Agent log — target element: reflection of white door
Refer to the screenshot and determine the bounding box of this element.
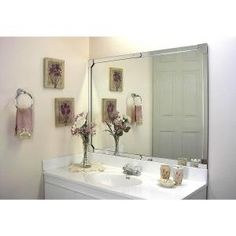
[153,50,203,159]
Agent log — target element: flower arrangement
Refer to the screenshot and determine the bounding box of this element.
[71,112,96,168]
[104,111,131,155]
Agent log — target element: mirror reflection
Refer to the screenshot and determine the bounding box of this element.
[90,44,208,163]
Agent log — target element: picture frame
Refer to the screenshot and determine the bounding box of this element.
[55,98,74,127]
[44,58,65,89]
[109,67,123,92]
[102,98,117,122]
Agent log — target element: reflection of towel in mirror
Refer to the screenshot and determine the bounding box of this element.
[15,107,33,138]
[132,105,142,125]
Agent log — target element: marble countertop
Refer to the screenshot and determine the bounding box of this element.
[44,162,207,200]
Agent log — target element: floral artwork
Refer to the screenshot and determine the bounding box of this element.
[55,98,74,127]
[109,67,123,92]
[44,58,65,89]
[102,98,117,122]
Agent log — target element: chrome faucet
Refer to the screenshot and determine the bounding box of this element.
[122,163,142,176]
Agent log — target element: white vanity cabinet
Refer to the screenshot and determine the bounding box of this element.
[44,174,134,199]
[45,183,93,199]
[44,175,207,200]
[43,154,208,200]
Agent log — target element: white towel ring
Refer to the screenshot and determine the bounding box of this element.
[131,93,142,105]
[15,88,33,108]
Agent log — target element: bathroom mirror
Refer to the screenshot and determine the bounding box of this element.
[89,44,208,163]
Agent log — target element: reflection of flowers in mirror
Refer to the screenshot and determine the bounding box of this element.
[104,111,131,155]
[105,112,131,136]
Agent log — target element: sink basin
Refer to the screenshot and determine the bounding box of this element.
[85,173,142,187]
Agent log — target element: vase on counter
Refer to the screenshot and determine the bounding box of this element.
[114,136,119,156]
[71,112,96,169]
[104,111,131,157]
[81,140,91,168]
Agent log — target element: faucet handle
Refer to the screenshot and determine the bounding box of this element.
[122,163,142,176]
[134,166,142,176]
[123,163,131,170]
[134,165,142,172]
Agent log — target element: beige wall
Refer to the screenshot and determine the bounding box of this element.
[89,36,236,199]
[0,37,89,199]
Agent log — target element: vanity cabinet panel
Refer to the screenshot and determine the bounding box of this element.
[45,183,95,199]
[44,174,206,200]
[44,174,133,200]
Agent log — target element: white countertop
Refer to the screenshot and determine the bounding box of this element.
[44,161,207,200]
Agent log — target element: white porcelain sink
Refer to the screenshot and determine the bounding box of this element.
[85,173,142,187]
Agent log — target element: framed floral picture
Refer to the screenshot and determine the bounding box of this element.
[44,58,65,89]
[109,67,123,92]
[102,98,117,122]
[55,98,74,127]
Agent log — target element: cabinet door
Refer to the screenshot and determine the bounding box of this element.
[45,183,95,199]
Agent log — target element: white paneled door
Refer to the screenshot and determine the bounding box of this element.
[153,50,203,159]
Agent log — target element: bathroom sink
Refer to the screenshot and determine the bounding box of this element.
[85,173,142,187]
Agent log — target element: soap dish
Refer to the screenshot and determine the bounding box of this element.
[159,178,176,188]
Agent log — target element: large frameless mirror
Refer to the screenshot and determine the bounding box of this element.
[89,44,208,166]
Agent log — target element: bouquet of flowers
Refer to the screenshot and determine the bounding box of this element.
[71,112,96,167]
[71,112,96,141]
[104,111,131,155]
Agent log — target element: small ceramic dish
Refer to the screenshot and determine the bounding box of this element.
[159,178,176,188]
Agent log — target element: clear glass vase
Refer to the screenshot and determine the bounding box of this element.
[114,136,119,156]
[81,141,91,168]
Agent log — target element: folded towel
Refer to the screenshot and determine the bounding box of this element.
[15,107,33,138]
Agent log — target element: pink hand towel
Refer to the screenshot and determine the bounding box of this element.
[15,107,33,138]
[134,105,143,125]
